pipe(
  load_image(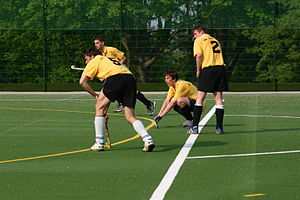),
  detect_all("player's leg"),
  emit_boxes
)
[91,92,111,151]
[187,91,206,134]
[123,75,155,152]
[136,91,156,116]
[213,66,228,134]
[124,107,155,152]
[214,91,225,134]
[174,97,193,127]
